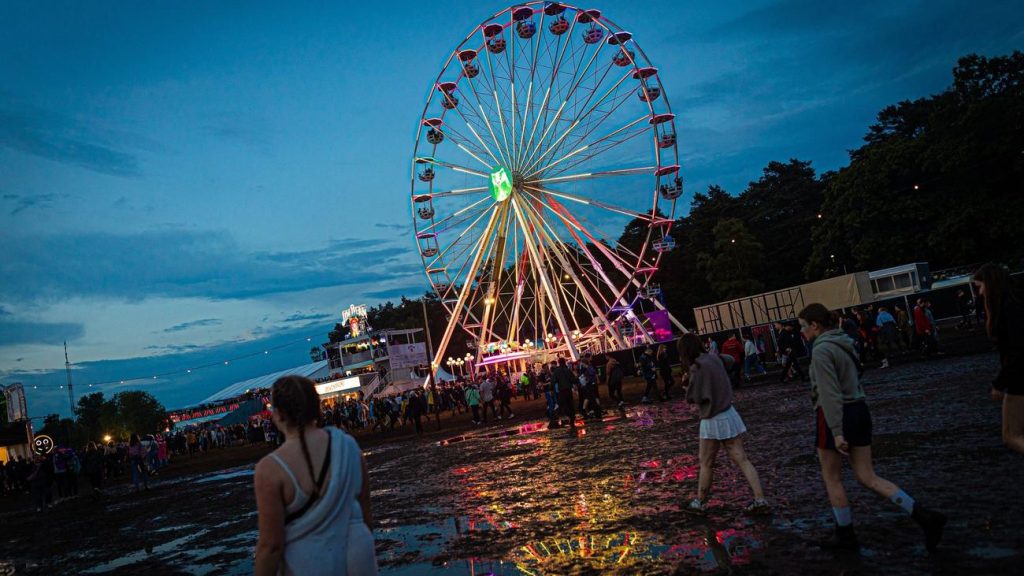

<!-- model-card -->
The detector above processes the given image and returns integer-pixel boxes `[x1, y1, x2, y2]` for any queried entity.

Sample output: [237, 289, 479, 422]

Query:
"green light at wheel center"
[489, 166, 513, 202]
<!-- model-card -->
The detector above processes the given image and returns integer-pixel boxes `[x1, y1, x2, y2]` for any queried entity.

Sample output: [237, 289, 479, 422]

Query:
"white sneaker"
[881, 359, 890, 368]
[508, 413, 515, 419]
[687, 498, 706, 512]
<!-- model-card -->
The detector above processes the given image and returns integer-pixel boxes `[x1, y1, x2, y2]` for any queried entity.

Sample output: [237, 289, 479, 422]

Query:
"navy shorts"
[816, 401, 872, 450]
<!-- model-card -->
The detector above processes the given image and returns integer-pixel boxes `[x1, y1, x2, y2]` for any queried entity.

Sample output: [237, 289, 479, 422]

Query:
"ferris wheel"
[410, 2, 687, 366]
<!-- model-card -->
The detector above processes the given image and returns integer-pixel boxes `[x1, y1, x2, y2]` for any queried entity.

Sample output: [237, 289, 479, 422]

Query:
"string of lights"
[25, 333, 323, 392]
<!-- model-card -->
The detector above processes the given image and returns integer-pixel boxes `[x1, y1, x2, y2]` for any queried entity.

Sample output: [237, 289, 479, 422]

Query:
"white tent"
[198, 360, 330, 404]
[421, 366, 457, 383]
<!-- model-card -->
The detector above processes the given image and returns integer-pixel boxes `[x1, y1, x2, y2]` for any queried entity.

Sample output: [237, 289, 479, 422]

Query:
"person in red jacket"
[913, 299, 937, 357]
[721, 334, 744, 387]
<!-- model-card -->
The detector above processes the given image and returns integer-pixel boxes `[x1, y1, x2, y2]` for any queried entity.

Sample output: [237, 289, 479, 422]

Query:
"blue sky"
[2, 0, 1021, 418]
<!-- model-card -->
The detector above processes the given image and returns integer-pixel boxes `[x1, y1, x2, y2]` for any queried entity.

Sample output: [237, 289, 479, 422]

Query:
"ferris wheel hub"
[488, 165, 514, 202]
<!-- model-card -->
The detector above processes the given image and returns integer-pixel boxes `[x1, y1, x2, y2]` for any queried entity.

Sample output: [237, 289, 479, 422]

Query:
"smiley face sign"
[33, 434, 55, 456]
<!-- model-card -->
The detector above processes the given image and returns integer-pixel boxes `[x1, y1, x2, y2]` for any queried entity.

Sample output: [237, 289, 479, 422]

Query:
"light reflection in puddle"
[195, 468, 254, 484]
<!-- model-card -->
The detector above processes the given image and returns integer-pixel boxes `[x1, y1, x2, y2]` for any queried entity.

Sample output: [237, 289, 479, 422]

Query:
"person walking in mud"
[657, 344, 674, 399]
[679, 333, 770, 514]
[464, 382, 481, 425]
[479, 376, 498, 422]
[606, 356, 625, 408]
[639, 347, 663, 402]
[254, 375, 377, 575]
[579, 353, 602, 420]
[552, 357, 578, 432]
[497, 377, 515, 420]
[799, 303, 947, 553]
[775, 322, 808, 383]
[972, 263, 1024, 453]
[127, 434, 149, 492]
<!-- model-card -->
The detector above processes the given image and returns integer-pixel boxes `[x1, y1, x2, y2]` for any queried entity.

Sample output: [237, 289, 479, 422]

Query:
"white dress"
[269, 428, 378, 575]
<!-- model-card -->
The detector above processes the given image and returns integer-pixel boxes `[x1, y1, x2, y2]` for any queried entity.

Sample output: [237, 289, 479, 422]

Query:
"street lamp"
[103, 434, 112, 443]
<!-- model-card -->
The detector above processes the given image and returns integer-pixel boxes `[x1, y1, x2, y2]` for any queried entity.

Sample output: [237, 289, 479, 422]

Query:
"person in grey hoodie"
[479, 376, 498, 422]
[799, 303, 946, 554]
[680, 333, 769, 514]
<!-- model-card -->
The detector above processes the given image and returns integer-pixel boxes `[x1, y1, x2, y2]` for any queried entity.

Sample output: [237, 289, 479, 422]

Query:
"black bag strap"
[285, 432, 332, 525]
[819, 341, 864, 378]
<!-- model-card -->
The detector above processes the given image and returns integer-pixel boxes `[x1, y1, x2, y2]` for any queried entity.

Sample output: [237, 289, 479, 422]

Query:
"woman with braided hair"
[254, 376, 377, 575]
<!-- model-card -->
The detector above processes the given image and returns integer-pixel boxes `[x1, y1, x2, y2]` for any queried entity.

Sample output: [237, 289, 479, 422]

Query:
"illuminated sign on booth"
[315, 376, 362, 396]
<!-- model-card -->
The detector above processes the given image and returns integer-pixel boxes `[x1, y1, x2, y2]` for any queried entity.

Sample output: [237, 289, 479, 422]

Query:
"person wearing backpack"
[799, 303, 946, 553]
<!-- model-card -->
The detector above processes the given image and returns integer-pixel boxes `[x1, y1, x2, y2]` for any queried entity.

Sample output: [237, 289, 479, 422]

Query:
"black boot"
[820, 523, 860, 552]
[911, 504, 947, 552]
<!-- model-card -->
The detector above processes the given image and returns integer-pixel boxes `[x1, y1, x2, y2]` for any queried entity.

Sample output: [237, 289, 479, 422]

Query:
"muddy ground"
[1, 333, 1022, 575]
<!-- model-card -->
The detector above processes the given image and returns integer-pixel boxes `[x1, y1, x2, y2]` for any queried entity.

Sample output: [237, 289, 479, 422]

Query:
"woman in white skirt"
[681, 333, 770, 513]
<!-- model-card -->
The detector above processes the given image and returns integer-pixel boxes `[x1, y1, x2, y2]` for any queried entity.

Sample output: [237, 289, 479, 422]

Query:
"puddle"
[968, 545, 1019, 559]
[82, 530, 210, 573]
[195, 468, 254, 484]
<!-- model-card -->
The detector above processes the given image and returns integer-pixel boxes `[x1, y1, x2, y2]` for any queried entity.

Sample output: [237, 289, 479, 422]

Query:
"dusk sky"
[2, 0, 1022, 418]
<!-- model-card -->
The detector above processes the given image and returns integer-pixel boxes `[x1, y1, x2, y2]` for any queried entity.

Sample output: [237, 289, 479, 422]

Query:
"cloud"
[3, 193, 68, 216]
[161, 318, 222, 333]
[374, 222, 411, 233]
[0, 229, 420, 305]
[0, 319, 85, 346]
[144, 343, 204, 353]
[282, 312, 333, 323]
[0, 104, 142, 177]
[364, 286, 423, 301]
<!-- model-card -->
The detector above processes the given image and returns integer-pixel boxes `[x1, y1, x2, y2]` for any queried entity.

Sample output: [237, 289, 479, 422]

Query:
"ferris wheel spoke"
[424, 186, 490, 199]
[420, 195, 491, 232]
[524, 114, 648, 178]
[443, 94, 514, 168]
[515, 9, 546, 169]
[524, 190, 647, 299]
[526, 27, 618, 169]
[416, 157, 490, 179]
[427, 202, 496, 267]
[525, 191, 638, 273]
[521, 67, 632, 175]
[532, 54, 618, 171]
[521, 40, 608, 173]
[428, 119, 498, 166]
[429, 202, 506, 366]
[536, 85, 646, 179]
[508, 195, 579, 356]
[532, 166, 656, 185]
[521, 193, 628, 307]
[525, 183, 659, 223]
[520, 14, 580, 172]
[460, 58, 513, 168]
[479, 35, 517, 167]
[515, 195, 624, 348]
[539, 124, 653, 182]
